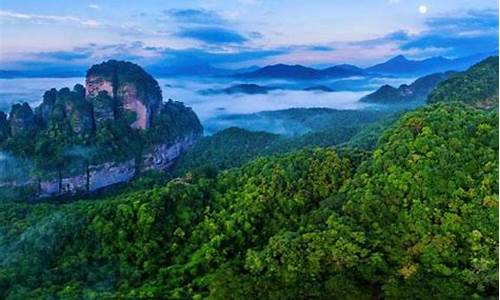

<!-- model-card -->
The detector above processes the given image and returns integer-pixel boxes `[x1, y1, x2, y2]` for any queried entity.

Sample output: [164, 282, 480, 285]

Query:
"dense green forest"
[172, 112, 401, 177]
[0, 57, 497, 299]
[428, 56, 499, 108]
[0, 102, 497, 299]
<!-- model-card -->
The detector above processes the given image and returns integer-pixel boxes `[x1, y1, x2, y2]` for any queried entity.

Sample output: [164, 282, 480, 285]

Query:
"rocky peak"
[85, 60, 162, 130]
[9, 103, 36, 136]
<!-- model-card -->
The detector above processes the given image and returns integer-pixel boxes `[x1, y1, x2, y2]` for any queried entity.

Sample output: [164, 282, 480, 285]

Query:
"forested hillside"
[0, 101, 497, 299]
[428, 56, 499, 108]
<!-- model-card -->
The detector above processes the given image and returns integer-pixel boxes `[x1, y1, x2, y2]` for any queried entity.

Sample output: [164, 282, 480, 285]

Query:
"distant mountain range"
[199, 83, 336, 95]
[360, 72, 453, 103]
[233, 64, 365, 80]
[199, 83, 277, 95]
[0, 51, 495, 79]
[365, 51, 497, 75]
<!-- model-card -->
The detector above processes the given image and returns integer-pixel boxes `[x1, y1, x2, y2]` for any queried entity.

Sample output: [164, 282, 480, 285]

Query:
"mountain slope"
[428, 56, 499, 108]
[361, 72, 451, 103]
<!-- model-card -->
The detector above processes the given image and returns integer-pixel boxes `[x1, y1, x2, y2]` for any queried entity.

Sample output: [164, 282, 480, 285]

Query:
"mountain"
[204, 107, 388, 136]
[235, 64, 322, 79]
[199, 83, 276, 95]
[303, 85, 335, 92]
[0, 60, 203, 199]
[366, 51, 497, 75]
[361, 72, 452, 103]
[234, 63, 365, 79]
[428, 56, 499, 108]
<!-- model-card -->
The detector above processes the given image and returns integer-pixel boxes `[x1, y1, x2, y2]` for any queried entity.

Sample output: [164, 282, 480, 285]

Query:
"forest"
[0, 57, 497, 299]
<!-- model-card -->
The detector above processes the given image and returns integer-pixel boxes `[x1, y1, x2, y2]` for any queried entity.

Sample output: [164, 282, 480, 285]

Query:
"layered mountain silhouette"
[0, 51, 495, 79]
[365, 51, 496, 75]
[230, 52, 495, 79]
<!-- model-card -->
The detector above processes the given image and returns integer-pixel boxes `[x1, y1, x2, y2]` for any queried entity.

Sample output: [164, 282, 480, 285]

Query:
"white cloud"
[88, 4, 101, 10]
[0, 10, 101, 27]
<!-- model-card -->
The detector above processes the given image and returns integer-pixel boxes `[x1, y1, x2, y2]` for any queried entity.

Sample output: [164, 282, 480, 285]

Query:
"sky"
[0, 0, 498, 72]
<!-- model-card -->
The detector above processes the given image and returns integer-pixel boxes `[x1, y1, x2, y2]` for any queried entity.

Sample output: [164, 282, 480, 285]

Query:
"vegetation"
[0, 102, 497, 299]
[206, 107, 389, 136]
[360, 72, 450, 103]
[428, 56, 499, 108]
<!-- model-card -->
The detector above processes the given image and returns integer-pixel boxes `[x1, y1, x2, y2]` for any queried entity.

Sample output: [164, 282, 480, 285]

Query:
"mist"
[0, 75, 415, 134]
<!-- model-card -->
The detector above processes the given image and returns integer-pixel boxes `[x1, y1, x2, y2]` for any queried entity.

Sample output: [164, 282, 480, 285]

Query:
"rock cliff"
[86, 60, 162, 129]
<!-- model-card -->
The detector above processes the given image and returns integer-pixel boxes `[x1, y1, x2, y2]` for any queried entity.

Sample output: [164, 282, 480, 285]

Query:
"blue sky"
[0, 0, 498, 71]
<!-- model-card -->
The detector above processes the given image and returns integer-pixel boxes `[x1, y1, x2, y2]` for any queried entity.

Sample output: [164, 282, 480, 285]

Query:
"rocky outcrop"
[0, 112, 9, 142]
[36, 88, 57, 125]
[85, 60, 162, 129]
[142, 134, 199, 171]
[9, 103, 36, 136]
[37, 159, 136, 198]
[0, 136, 198, 199]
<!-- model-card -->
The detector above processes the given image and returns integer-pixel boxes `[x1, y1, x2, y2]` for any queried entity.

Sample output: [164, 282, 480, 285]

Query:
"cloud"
[88, 4, 100, 10]
[349, 9, 498, 58]
[158, 47, 285, 66]
[308, 45, 335, 52]
[401, 9, 499, 56]
[175, 26, 249, 44]
[34, 50, 93, 61]
[353, 30, 410, 47]
[164, 9, 225, 25]
[0, 10, 101, 28]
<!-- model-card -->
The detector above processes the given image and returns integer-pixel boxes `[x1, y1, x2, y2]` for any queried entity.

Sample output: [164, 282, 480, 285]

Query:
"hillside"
[0, 103, 496, 299]
[361, 72, 451, 103]
[204, 108, 388, 136]
[428, 56, 499, 108]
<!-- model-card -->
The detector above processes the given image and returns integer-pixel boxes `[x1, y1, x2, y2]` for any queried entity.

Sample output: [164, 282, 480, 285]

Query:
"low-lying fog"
[0, 75, 416, 133]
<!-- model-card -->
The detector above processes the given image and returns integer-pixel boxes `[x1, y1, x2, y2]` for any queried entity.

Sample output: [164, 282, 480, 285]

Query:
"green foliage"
[428, 56, 499, 108]
[0, 103, 496, 299]
[174, 111, 394, 178]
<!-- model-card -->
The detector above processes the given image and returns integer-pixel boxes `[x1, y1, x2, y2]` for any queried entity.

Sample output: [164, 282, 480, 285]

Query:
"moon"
[418, 5, 428, 14]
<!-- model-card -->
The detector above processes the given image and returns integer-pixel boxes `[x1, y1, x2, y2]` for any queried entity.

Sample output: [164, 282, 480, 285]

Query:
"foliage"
[0, 103, 497, 299]
[428, 56, 499, 108]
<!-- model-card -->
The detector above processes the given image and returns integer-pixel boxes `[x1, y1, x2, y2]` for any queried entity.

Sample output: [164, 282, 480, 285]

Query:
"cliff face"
[1, 135, 200, 199]
[85, 60, 162, 129]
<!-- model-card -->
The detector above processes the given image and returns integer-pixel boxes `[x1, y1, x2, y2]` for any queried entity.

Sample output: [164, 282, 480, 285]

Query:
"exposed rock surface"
[1, 137, 198, 199]
[142, 134, 199, 171]
[86, 60, 162, 129]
